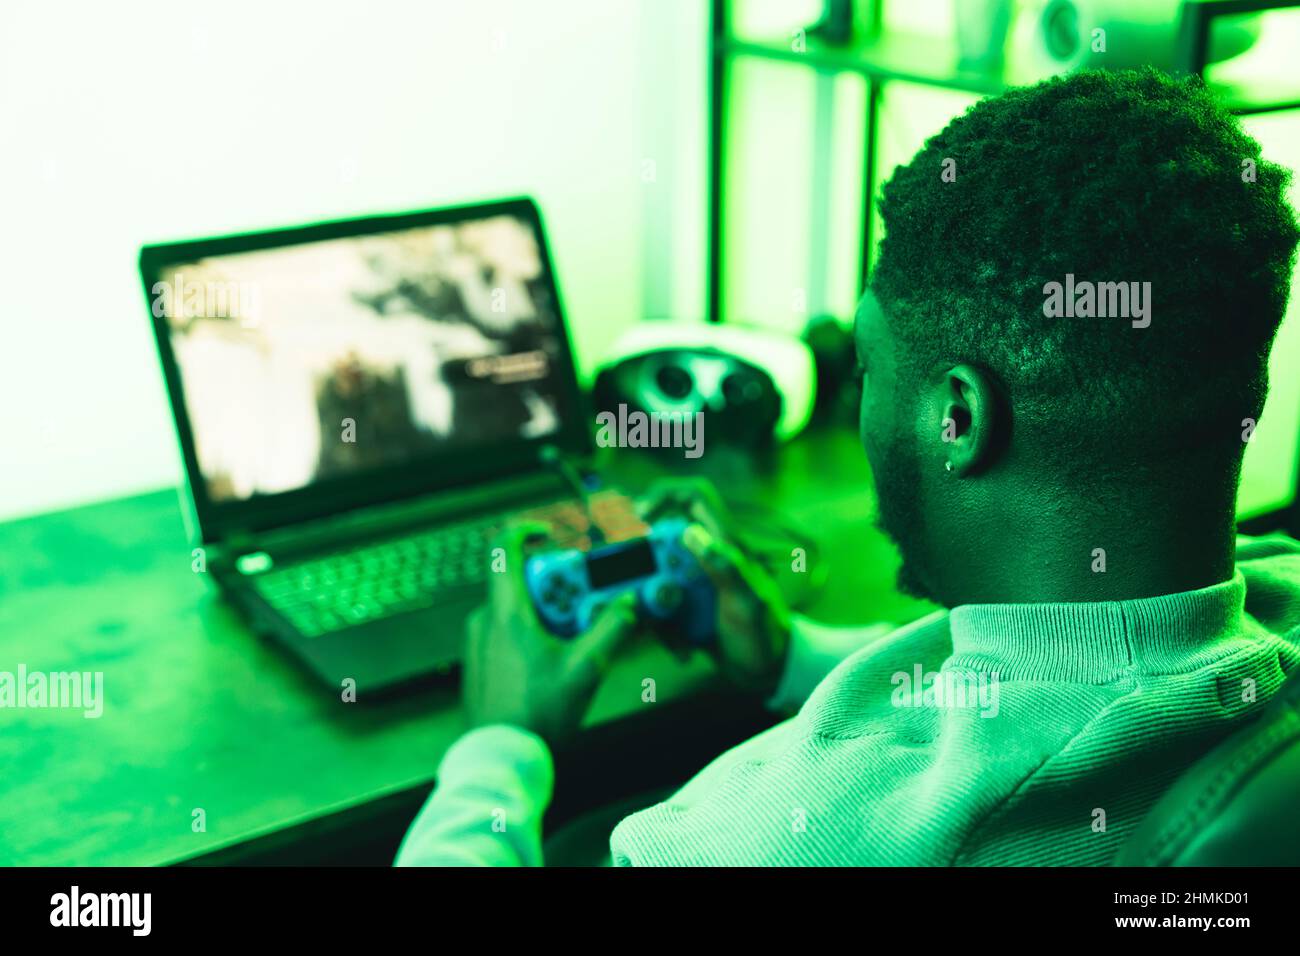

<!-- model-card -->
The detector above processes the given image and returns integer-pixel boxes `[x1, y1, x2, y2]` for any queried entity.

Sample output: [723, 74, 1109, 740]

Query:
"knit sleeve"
[395, 724, 554, 867]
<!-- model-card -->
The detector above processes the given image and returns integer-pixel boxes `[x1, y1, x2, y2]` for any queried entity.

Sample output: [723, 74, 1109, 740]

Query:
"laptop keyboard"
[245, 491, 644, 638]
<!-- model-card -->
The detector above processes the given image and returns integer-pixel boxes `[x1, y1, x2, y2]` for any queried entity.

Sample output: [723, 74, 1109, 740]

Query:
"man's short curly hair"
[871, 68, 1299, 464]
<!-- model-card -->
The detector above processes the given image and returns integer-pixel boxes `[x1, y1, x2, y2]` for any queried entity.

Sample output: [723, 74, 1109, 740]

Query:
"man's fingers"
[638, 478, 720, 524]
[497, 519, 552, 550]
[681, 521, 749, 594]
[465, 605, 485, 639]
[565, 592, 638, 687]
[638, 487, 691, 523]
[687, 498, 728, 539]
[487, 520, 551, 611]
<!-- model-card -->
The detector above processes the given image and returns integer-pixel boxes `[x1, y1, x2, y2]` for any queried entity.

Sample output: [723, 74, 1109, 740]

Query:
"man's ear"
[934, 363, 999, 478]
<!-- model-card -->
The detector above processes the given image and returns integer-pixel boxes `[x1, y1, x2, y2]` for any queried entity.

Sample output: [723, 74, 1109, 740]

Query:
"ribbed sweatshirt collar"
[946, 571, 1246, 682]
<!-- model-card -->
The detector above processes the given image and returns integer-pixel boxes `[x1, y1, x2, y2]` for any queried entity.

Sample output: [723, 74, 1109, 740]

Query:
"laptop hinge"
[222, 470, 573, 562]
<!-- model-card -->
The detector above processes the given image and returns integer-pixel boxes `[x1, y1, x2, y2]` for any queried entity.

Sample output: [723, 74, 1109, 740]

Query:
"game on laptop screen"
[152, 213, 570, 504]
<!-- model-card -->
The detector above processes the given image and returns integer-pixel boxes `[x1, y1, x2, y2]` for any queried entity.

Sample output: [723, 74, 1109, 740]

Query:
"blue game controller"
[525, 517, 716, 646]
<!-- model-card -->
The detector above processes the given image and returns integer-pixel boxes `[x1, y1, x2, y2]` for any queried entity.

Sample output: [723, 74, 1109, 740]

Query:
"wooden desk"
[0, 426, 932, 866]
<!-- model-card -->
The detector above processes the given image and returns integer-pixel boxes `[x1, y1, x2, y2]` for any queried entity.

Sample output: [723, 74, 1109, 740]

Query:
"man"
[396, 68, 1300, 866]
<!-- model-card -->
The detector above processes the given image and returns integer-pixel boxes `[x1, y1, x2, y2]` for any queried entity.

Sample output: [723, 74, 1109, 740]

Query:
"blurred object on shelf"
[1199, 4, 1300, 111]
[592, 322, 817, 452]
[807, 0, 857, 45]
[802, 314, 860, 427]
[1006, 0, 1262, 83]
[956, 0, 1016, 74]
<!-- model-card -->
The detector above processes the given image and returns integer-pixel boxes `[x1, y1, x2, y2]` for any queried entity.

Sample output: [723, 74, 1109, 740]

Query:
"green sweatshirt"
[396, 534, 1300, 866]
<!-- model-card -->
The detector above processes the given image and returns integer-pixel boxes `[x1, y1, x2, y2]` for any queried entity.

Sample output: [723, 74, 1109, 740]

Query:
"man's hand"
[640, 479, 792, 695]
[462, 523, 638, 746]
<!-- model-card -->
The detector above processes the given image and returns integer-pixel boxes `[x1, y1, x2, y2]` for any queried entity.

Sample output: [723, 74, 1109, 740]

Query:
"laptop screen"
[148, 206, 576, 513]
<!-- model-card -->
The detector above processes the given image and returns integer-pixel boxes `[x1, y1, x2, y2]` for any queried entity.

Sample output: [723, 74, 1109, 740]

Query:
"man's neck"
[940, 482, 1239, 606]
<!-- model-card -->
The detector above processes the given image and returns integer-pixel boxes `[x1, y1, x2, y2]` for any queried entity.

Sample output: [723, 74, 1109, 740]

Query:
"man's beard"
[868, 433, 935, 602]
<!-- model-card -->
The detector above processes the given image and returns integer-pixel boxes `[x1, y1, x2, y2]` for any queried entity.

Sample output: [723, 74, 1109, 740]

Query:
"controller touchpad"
[586, 539, 656, 588]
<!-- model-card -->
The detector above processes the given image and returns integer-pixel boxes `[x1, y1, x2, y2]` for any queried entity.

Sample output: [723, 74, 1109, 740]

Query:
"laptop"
[140, 197, 643, 693]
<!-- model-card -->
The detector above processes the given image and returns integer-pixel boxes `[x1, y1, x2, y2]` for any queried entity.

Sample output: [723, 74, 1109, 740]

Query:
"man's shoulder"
[1237, 532, 1300, 563]
[1237, 533, 1300, 641]
[797, 609, 953, 732]
[609, 612, 959, 866]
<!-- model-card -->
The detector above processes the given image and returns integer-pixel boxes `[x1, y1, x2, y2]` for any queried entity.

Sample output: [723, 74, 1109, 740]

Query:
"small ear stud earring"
[945, 461, 954, 473]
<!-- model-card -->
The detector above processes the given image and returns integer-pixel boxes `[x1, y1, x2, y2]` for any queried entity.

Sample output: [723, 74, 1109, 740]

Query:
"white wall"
[0, 0, 706, 521]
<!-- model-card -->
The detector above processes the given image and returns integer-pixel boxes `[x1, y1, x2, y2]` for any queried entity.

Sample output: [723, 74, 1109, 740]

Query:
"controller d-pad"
[544, 576, 580, 604]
